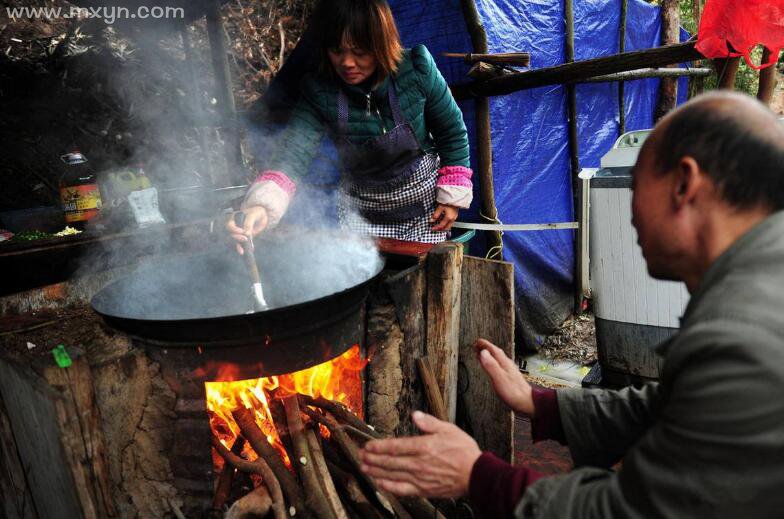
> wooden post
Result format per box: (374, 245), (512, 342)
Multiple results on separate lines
(689, 0), (705, 98)
(618, 0), (628, 134)
(458, 256), (515, 462)
(205, 0), (244, 185)
(425, 242), (463, 422)
(654, 0), (680, 122)
(459, 0), (503, 258)
(757, 48), (780, 105)
(714, 57), (741, 89)
(564, 0), (583, 312)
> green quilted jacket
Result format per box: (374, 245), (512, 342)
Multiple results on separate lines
(267, 44), (470, 181)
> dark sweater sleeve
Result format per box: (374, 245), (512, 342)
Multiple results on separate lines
(469, 452), (545, 518)
(530, 386), (567, 444)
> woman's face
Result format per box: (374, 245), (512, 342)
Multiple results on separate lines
(328, 36), (377, 85)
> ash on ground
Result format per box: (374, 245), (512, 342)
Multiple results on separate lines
(539, 312), (597, 365)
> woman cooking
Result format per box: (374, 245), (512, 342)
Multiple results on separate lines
(228, 0), (473, 247)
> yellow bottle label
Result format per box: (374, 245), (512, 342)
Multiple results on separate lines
(60, 184), (102, 222)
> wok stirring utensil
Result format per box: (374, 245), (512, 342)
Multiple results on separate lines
(235, 212), (269, 312)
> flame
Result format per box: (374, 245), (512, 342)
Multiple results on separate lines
(205, 345), (367, 467)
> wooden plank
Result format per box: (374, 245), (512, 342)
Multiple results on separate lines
(0, 394), (38, 519)
(451, 40), (703, 99)
(458, 256), (515, 462)
(385, 264), (428, 436)
(0, 358), (84, 519)
(425, 242), (463, 422)
(43, 359), (118, 517)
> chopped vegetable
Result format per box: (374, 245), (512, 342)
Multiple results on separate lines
(54, 226), (82, 236)
(9, 230), (52, 241)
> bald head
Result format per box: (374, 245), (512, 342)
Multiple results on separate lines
(647, 91), (784, 211)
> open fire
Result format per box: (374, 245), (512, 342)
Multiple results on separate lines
(205, 345), (367, 469)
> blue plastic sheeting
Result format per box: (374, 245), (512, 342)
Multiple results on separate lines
(388, 0), (689, 348)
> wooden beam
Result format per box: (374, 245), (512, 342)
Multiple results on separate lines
(451, 40), (703, 99)
(458, 256), (515, 462)
(459, 0), (503, 258)
(654, 0), (680, 121)
(757, 48), (781, 105)
(582, 67), (712, 83)
(425, 243), (463, 422)
(443, 52), (531, 67)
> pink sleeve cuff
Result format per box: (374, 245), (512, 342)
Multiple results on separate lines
(254, 170), (297, 197)
(436, 165), (473, 189)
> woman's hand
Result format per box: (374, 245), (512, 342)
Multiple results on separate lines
(225, 206), (269, 255)
(430, 204), (459, 231)
(474, 338), (534, 415)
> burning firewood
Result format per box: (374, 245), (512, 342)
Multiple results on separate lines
(211, 437), (246, 517)
(211, 435), (286, 519)
(305, 427), (349, 519)
(282, 395), (336, 519)
(209, 388), (448, 519)
(232, 407), (307, 517)
(225, 483), (272, 519)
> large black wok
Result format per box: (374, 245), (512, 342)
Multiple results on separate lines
(91, 230), (385, 378)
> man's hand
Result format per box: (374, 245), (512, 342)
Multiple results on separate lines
(430, 204), (459, 231)
(225, 206), (268, 255)
(475, 338), (534, 415)
(359, 411), (481, 499)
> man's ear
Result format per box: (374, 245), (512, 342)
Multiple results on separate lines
(672, 156), (703, 209)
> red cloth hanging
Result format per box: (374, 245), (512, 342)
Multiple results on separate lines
(696, 0), (784, 69)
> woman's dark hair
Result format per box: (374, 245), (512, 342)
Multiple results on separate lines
(310, 0), (403, 83)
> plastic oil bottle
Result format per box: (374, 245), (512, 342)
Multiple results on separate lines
(59, 151), (103, 229)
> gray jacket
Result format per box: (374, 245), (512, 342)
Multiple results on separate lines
(517, 211), (784, 518)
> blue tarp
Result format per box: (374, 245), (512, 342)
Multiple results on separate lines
(389, 0), (688, 348)
(256, 0), (690, 349)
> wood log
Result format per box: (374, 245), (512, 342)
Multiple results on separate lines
(714, 56), (741, 89)
(326, 460), (385, 519)
(442, 52), (531, 67)
(757, 48), (780, 105)
(459, 0), (503, 257)
(342, 424), (377, 445)
(0, 393), (36, 519)
(655, 0), (680, 121)
(225, 483), (272, 519)
(458, 256), (515, 462)
(416, 357), (449, 422)
(425, 242), (463, 421)
(302, 408), (409, 519)
(305, 428), (349, 519)
(451, 40), (703, 99)
(618, 0), (628, 133)
(298, 394), (380, 439)
(42, 358), (118, 518)
(232, 407), (306, 517)
(282, 396), (336, 519)
(269, 398), (295, 460)
(211, 437), (246, 516)
(212, 435), (286, 519)
(382, 265), (428, 437)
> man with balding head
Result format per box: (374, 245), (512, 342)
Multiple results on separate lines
(359, 92), (784, 518)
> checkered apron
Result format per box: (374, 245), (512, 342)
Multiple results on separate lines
(334, 82), (447, 244)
